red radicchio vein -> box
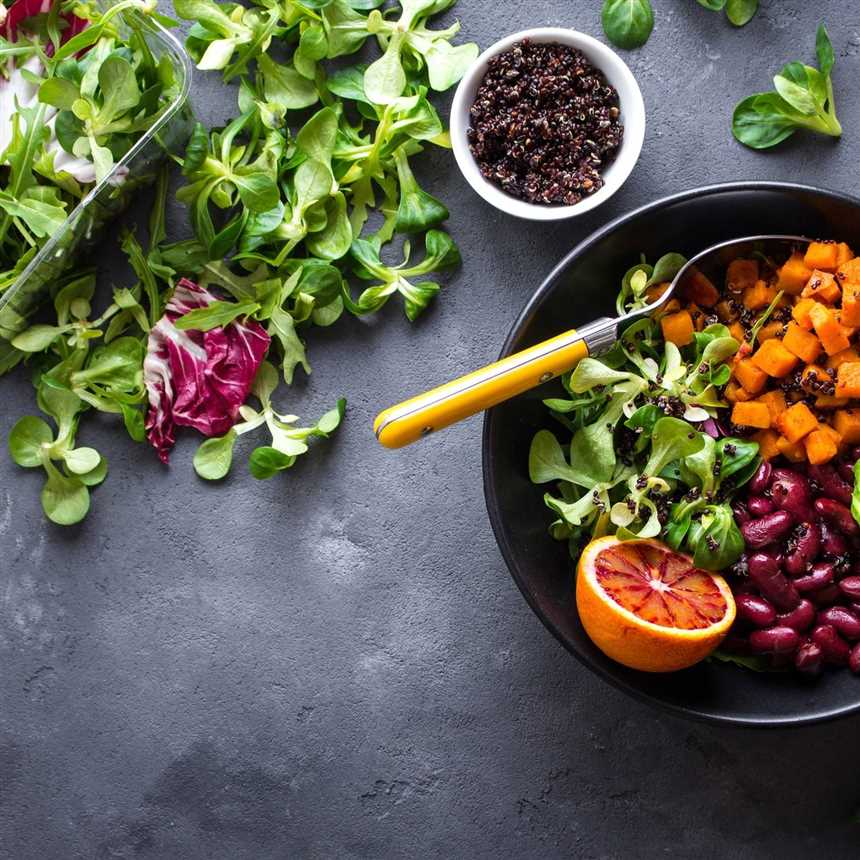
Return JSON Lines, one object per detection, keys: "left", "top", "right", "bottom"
{"left": 5, "top": 0, "right": 88, "bottom": 46}
{"left": 143, "top": 278, "right": 270, "bottom": 463}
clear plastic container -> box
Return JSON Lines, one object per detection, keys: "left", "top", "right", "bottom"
{"left": 0, "top": 9, "right": 193, "bottom": 344}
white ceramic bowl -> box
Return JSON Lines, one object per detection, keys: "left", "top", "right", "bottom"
{"left": 450, "top": 27, "right": 646, "bottom": 221}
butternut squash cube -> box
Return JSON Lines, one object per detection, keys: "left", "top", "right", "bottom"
{"left": 751, "top": 339, "right": 799, "bottom": 378}
{"left": 660, "top": 310, "right": 694, "bottom": 347}
{"left": 776, "top": 252, "right": 812, "bottom": 295}
{"left": 752, "top": 429, "right": 781, "bottom": 461}
{"left": 826, "top": 347, "right": 860, "bottom": 370}
{"left": 833, "top": 408, "right": 860, "bottom": 444}
{"left": 802, "top": 270, "right": 841, "bottom": 303}
{"left": 742, "top": 280, "right": 779, "bottom": 311}
{"left": 731, "top": 401, "right": 772, "bottom": 429}
{"left": 776, "top": 401, "right": 818, "bottom": 443}
{"left": 758, "top": 390, "right": 787, "bottom": 425}
{"left": 809, "top": 303, "right": 851, "bottom": 356}
{"left": 836, "top": 362, "right": 860, "bottom": 398}
{"left": 776, "top": 435, "right": 806, "bottom": 462}
{"left": 734, "top": 358, "right": 768, "bottom": 394}
{"left": 792, "top": 297, "right": 817, "bottom": 330}
{"left": 804, "top": 428, "right": 839, "bottom": 465}
{"left": 782, "top": 321, "right": 822, "bottom": 364}
{"left": 804, "top": 241, "right": 840, "bottom": 272}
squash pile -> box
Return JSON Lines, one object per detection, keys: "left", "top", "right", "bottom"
{"left": 661, "top": 240, "right": 860, "bottom": 466}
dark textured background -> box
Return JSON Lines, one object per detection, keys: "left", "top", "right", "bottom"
{"left": 3, "top": 2, "right": 860, "bottom": 857}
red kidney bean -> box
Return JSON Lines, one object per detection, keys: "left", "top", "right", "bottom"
{"left": 837, "top": 459, "right": 856, "bottom": 484}
{"left": 812, "top": 624, "right": 851, "bottom": 665}
{"left": 807, "top": 464, "right": 853, "bottom": 506}
{"left": 818, "top": 521, "right": 848, "bottom": 558}
{"left": 736, "top": 594, "right": 777, "bottom": 628}
{"left": 777, "top": 598, "right": 815, "bottom": 631}
{"left": 817, "top": 607, "right": 860, "bottom": 640}
{"left": 747, "top": 553, "right": 801, "bottom": 611}
{"left": 839, "top": 577, "right": 860, "bottom": 600}
{"left": 746, "top": 495, "right": 775, "bottom": 517}
{"left": 749, "top": 461, "right": 773, "bottom": 495}
{"left": 784, "top": 523, "right": 820, "bottom": 577}
{"left": 770, "top": 469, "right": 816, "bottom": 522}
{"left": 814, "top": 498, "right": 860, "bottom": 537}
{"left": 749, "top": 626, "right": 801, "bottom": 655}
{"left": 795, "top": 640, "right": 824, "bottom": 676}
{"left": 741, "top": 511, "right": 795, "bottom": 549}
{"left": 850, "top": 643, "right": 860, "bottom": 674}
{"left": 732, "top": 501, "right": 752, "bottom": 526}
{"left": 793, "top": 562, "right": 835, "bottom": 593}
{"left": 811, "top": 584, "right": 842, "bottom": 606}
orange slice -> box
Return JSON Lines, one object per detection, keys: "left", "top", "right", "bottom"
{"left": 576, "top": 536, "right": 736, "bottom": 672}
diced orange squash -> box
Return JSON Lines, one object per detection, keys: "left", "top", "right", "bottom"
{"left": 804, "top": 428, "right": 839, "bottom": 465}
{"left": 776, "top": 252, "right": 813, "bottom": 295}
{"left": 833, "top": 408, "right": 860, "bottom": 444}
{"left": 804, "top": 241, "right": 840, "bottom": 272}
{"left": 776, "top": 401, "right": 819, "bottom": 443}
{"left": 725, "top": 381, "right": 751, "bottom": 403}
{"left": 728, "top": 321, "right": 746, "bottom": 344}
{"left": 818, "top": 422, "right": 843, "bottom": 448}
{"left": 645, "top": 282, "right": 670, "bottom": 304}
{"left": 679, "top": 268, "right": 719, "bottom": 308}
{"left": 686, "top": 302, "right": 706, "bottom": 332}
{"left": 758, "top": 390, "right": 787, "bottom": 425}
{"left": 753, "top": 429, "right": 781, "bottom": 461}
{"left": 715, "top": 299, "right": 738, "bottom": 323}
{"left": 731, "top": 401, "right": 772, "bottom": 429}
{"left": 782, "top": 321, "right": 822, "bottom": 364}
{"left": 792, "top": 297, "right": 817, "bottom": 330}
{"left": 826, "top": 347, "right": 860, "bottom": 370}
{"left": 662, "top": 298, "right": 681, "bottom": 315}
{"left": 743, "top": 280, "right": 779, "bottom": 311}
{"left": 757, "top": 320, "right": 784, "bottom": 342}
{"left": 751, "top": 339, "right": 799, "bottom": 378}
{"left": 776, "top": 435, "right": 806, "bottom": 462}
{"left": 836, "top": 362, "right": 860, "bottom": 398}
{"left": 836, "top": 257, "right": 860, "bottom": 284}
{"left": 726, "top": 259, "right": 759, "bottom": 294}
{"left": 837, "top": 313, "right": 858, "bottom": 338}
{"left": 836, "top": 243, "right": 854, "bottom": 268}
{"left": 809, "top": 303, "right": 851, "bottom": 355}
{"left": 842, "top": 282, "right": 860, "bottom": 327}
{"left": 660, "top": 310, "right": 694, "bottom": 347}
{"left": 734, "top": 358, "right": 768, "bottom": 394}
{"left": 815, "top": 394, "right": 849, "bottom": 409}
{"left": 802, "top": 270, "right": 841, "bottom": 303}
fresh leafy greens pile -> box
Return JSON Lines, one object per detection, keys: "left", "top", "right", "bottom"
{"left": 733, "top": 24, "right": 840, "bottom": 150}
{"left": 4, "top": 0, "right": 476, "bottom": 525}
{"left": 601, "top": 0, "right": 758, "bottom": 51}
{"left": 0, "top": 0, "right": 181, "bottom": 290}
{"left": 528, "top": 254, "right": 759, "bottom": 572}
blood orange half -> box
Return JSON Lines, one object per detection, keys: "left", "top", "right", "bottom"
{"left": 576, "top": 536, "right": 736, "bottom": 672}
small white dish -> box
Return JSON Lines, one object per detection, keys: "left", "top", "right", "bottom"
{"left": 449, "top": 27, "right": 646, "bottom": 221}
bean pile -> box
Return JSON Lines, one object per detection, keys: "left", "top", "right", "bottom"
{"left": 467, "top": 40, "right": 623, "bottom": 206}
{"left": 727, "top": 455, "right": 860, "bottom": 674}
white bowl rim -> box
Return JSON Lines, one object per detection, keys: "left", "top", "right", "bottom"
{"left": 449, "top": 26, "right": 646, "bottom": 222}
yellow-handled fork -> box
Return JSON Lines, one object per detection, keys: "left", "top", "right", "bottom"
{"left": 373, "top": 235, "right": 805, "bottom": 448}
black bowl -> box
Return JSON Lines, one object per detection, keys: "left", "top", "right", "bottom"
{"left": 483, "top": 182, "right": 860, "bottom": 727}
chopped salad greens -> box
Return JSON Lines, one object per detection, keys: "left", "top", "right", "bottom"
{"left": 529, "top": 253, "right": 760, "bottom": 572}
{"left": 3, "top": 0, "right": 476, "bottom": 524}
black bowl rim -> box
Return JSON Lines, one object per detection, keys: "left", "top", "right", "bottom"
{"left": 482, "top": 180, "right": 860, "bottom": 728}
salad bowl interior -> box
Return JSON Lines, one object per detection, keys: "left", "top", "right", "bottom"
{"left": 483, "top": 182, "right": 860, "bottom": 726}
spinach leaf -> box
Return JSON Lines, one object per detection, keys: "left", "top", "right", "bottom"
{"left": 601, "top": 0, "right": 654, "bottom": 50}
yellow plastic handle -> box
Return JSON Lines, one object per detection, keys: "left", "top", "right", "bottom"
{"left": 374, "top": 328, "right": 589, "bottom": 448}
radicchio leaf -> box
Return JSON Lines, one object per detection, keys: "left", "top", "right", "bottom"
{"left": 143, "top": 278, "right": 270, "bottom": 463}
{"left": 5, "top": 0, "right": 88, "bottom": 45}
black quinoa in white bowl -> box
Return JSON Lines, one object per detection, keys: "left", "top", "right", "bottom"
{"left": 450, "top": 28, "right": 645, "bottom": 221}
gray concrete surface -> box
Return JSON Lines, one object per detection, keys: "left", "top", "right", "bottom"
{"left": 3, "top": 1, "right": 860, "bottom": 857}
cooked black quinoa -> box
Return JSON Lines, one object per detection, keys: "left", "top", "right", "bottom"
{"left": 467, "top": 40, "right": 623, "bottom": 206}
